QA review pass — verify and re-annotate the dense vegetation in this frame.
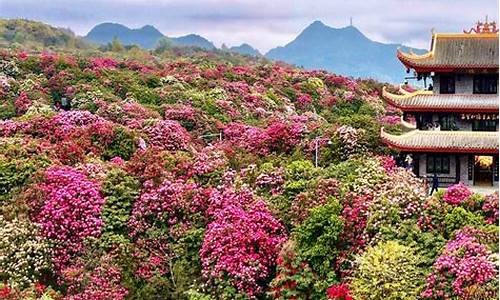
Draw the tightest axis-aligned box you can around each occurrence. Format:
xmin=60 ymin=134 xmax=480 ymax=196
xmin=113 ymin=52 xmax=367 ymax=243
xmin=0 ymin=19 xmax=498 ymax=300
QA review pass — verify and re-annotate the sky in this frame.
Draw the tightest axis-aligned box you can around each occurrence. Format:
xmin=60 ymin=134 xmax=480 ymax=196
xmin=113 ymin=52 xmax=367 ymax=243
xmin=1 ymin=0 xmax=498 ymax=53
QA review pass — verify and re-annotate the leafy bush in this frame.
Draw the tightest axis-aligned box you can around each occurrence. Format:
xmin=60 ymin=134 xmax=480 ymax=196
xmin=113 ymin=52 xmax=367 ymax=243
xmin=294 ymin=202 xmax=344 ymax=281
xmin=351 ymin=241 xmax=425 ymax=300
xmin=101 ymin=168 xmax=140 ymax=238
xmin=444 ymin=207 xmax=484 ymax=237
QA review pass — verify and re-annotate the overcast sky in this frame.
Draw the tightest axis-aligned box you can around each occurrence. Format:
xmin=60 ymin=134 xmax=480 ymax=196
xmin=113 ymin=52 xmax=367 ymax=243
xmin=1 ymin=0 xmax=498 ymax=53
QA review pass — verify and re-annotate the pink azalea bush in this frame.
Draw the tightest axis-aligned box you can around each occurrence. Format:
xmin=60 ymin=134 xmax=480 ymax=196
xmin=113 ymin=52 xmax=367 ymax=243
xmin=142 ymin=119 xmax=191 ymax=151
xmin=443 ymin=182 xmax=473 ymax=205
xmin=422 ymin=227 xmax=498 ymax=299
xmin=482 ymin=192 xmax=499 ymax=224
xmin=200 ymin=188 xmax=287 ymax=297
xmin=62 ymin=256 xmax=128 ymax=300
xmin=128 ymin=178 xmax=205 ymax=238
xmin=32 ymin=166 xmax=104 ymax=272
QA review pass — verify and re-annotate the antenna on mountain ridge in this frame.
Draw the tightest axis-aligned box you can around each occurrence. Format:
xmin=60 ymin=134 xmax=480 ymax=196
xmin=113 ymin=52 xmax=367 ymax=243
xmin=350 ymin=17 xmax=353 ymax=27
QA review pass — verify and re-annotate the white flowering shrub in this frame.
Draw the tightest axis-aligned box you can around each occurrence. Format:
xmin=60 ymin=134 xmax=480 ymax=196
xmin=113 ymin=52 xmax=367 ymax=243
xmin=0 ymin=216 xmax=51 ymax=287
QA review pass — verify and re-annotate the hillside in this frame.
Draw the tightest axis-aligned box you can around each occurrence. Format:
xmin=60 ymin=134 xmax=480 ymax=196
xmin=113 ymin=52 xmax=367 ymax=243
xmin=0 ymin=19 xmax=89 ymax=50
xmin=0 ymin=18 xmax=498 ymax=300
xmin=266 ymin=20 xmax=425 ymax=82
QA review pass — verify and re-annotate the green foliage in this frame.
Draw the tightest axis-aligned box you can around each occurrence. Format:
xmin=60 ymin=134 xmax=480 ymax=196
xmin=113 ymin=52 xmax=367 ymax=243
xmin=293 ymin=201 xmax=343 ymax=280
xmin=0 ymin=140 xmax=50 ymax=201
xmin=0 ymin=19 xmax=88 ymax=50
xmin=103 ymin=127 xmax=137 ymax=160
xmin=444 ymin=207 xmax=484 ymax=238
xmin=101 ymin=168 xmax=140 ymax=237
xmin=284 ymin=159 xmax=317 ymax=197
xmin=379 ymin=220 xmax=446 ymax=270
xmin=324 ymin=157 xmax=386 ymax=193
xmin=351 ymin=241 xmax=426 ymax=300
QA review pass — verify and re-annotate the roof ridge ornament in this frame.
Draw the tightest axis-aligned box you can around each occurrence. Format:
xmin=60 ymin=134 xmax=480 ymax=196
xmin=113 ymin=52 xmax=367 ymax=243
xmin=464 ymin=16 xmax=499 ymax=34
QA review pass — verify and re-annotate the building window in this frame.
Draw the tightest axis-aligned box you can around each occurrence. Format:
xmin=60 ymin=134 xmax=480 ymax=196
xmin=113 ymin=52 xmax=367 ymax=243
xmin=439 ymin=114 xmax=457 ymax=130
xmin=439 ymin=74 xmax=455 ymax=94
xmin=427 ymin=154 xmax=450 ymax=174
xmin=473 ymin=75 xmax=498 ymax=94
xmin=473 ymin=120 xmax=497 ymax=131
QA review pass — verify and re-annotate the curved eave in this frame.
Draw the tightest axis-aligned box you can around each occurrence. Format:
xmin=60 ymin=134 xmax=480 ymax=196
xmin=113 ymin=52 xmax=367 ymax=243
xmin=381 ymin=128 xmax=499 ymax=154
xmin=397 ymin=52 xmax=498 ymax=72
xmin=382 ymin=87 xmax=499 ymax=113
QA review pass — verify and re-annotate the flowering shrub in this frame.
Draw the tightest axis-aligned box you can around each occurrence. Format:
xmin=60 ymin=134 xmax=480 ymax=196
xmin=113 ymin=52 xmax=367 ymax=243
xmin=0 ymin=217 xmax=51 ymax=287
xmin=269 ymin=241 xmax=316 ymax=299
xmin=62 ymin=256 xmax=128 ymax=300
xmin=200 ymin=191 xmax=286 ymax=297
xmin=128 ymin=178 xmax=204 ymax=238
xmin=326 ymin=283 xmax=352 ymax=300
xmin=142 ymin=119 xmax=191 ymax=151
xmin=482 ymin=192 xmax=499 ymax=224
xmin=32 ymin=166 xmax=104 ymax=272
xmin=336 ymin=125 xmax=366 ymax=159
xmin=443 ymin=182 xmax=473 ymax=205
xmin=422 ymin=227 xmax=498 ymax=299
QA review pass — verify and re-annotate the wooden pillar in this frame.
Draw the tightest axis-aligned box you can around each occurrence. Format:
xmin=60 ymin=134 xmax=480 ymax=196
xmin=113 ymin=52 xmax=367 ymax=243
xmin=455 ymin=155 xmax=460 ymax=183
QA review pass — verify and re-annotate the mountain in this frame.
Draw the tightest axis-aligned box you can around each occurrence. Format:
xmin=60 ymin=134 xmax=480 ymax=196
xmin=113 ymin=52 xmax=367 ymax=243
xmin=85 ymin=23 xmax=216 ymax=50
xmin=85 ymin=23 xmax=163 ymax=49
xmin=229 ymin=43 xmax=261 ymax=56
xmin=265 ymin=20 xmax=424 ymax=83
xmin=170 ymin=34 xmax=216 ymax=50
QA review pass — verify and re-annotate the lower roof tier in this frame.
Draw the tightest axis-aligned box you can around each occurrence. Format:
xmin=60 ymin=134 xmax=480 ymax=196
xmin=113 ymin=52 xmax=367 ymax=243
xmin=381 ymin=128 xmax=499 ymax=154
xmin=382 ymin=87 xmax=499 ymax=113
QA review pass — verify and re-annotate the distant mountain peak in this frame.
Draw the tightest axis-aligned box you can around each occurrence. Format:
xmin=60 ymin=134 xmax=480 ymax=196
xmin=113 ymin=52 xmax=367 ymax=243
xmin=85 ymin=22 xmax=215 ymax=50
xmin=309 ymin=20 xmax=326 ymax=27
xmin=229 ymin=43 xmax=261 ymax=56
xmin=266 ymin=21 xmax=424 ymax=82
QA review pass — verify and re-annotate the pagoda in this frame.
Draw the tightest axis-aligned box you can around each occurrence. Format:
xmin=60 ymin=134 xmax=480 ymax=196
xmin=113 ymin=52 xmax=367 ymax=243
xmin=381 ymin=19 xmax=499 ymax=187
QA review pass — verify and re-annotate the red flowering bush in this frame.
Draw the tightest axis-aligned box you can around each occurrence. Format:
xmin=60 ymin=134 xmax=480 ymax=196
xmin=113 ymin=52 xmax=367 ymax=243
xmin=327 ymin=283 xmax=352 ymax=300
xmin=14 ymin=92 xmax=32 ymax=115
xmin=375 ymin=155 xmax=397 ymax=174
xmin=200 ymin=188 xmax=286 ymax=297
xmin=443 ymin=182 xmax=473 ymax=205
xmin=90 ymin=57 xmax=118 ymax=71
xmin=269 ymin=241 xmax=315 ymax=299
xmin=32 ymin=166 xmax=104 ymax=272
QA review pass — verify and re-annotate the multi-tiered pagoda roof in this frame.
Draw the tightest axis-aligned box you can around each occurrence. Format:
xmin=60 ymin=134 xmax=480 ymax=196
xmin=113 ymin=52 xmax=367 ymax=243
xmin=397 ymin=33 xmax=498 ymax=73
xmin=381 ymin=20 xmax=499 ymax=156
xmin=381 ymin=128 xmax=499 ymax=154
xmin=382 ymin=87 xmax=499 ymax=113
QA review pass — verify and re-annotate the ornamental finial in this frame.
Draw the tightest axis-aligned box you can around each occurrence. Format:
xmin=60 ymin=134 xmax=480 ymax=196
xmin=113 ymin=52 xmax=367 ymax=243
xmin=464 ymin=16 xmax=499 ymax=34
